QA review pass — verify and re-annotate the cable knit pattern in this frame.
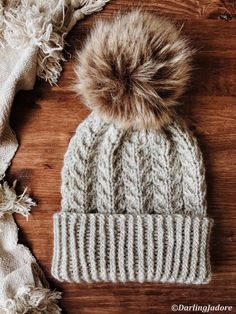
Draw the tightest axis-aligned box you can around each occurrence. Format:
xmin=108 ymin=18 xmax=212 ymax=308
xmin=61 ymin=114 xmax=106 ymax=212
xmin=168 ymin=122 xmax=207 ymax=215
xmin=96 ymin=124 xmax=123 ymax=213
xmin=52 ymin=114 xmax=213 ymax=284
xmin=122 ymin=130 xmax=142 ymax=214
xmin=137 ymin=130 xmax=153 ymax=214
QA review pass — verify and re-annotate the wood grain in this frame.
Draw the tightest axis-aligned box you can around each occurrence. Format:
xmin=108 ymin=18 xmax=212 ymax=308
xmin=7 ymin=1 xmax=236 ymax=313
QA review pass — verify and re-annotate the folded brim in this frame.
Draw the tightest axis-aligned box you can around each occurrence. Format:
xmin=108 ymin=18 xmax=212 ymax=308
xmin=51 ymin=213 xmax=213 ymax=284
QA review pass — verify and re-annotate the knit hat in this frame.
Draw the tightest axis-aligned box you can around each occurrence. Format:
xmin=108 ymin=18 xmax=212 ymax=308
xmin=52 ymin=10 xmax=213 ymax=285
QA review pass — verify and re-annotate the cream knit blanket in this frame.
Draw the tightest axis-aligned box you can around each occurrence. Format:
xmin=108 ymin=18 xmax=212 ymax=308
xmin=0 ymin=1 xmax=109 ymax=312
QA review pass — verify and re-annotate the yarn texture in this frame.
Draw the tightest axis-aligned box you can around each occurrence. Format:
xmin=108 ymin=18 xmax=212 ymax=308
xmin=52 ymin=114 xmax=213 ymax=284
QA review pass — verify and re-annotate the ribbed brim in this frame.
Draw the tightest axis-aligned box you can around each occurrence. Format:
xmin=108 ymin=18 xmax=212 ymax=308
xmin=52 ymin=213 xmax=213 ymax=284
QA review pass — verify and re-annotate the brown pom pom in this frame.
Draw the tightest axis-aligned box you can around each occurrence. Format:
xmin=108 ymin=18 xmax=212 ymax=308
xmin=75 ymin=10 xmax=193 ymax=129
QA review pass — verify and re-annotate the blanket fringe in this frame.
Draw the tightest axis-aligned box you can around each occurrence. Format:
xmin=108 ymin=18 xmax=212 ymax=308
xmin=0 ymin=286 xmax=61 ymax=314
xmin=0 ymin=0 xmax=110 ymax=85
xmin=0 ymin=181 xmax=35 ymax=219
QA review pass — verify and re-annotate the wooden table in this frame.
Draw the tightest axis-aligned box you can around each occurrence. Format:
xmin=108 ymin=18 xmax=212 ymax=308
xmin=9 ymin=1 xmax=236 ymax=313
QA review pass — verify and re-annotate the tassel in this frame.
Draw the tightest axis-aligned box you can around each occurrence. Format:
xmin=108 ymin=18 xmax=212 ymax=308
xmin=0 ymin=181 xmax=36 ymax=219
xmin=0 ymin=286 xmax=62 ymax=314
xmin=1 ymin=0 xmax=110 ymax=85
xmin=66 ymin=0 xmax=110 ymax=33
xmin=72 ymin=0 xmax=110 ymax=15
xmin=2 ymin=0 xmax=66 ymax=85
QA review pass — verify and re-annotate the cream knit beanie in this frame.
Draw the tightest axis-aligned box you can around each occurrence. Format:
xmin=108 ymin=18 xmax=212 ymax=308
xmin=52 ymin=10 xmax=213 ymax=285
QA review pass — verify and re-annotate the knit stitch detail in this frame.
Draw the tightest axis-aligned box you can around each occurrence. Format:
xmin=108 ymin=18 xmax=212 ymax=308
xmin=52 ymin=114 xmax=213 ymax=285
xmin=52 ymin=213 xmax=213 ymax=284
xmin=169 ymin=122 xmax=207 ymax=215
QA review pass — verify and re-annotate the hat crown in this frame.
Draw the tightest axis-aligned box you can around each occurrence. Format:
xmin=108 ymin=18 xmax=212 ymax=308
xmin=61 ymin=113 xmax=206 ymax=217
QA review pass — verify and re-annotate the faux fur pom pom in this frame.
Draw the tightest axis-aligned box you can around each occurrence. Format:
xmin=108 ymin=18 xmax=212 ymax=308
xmin=75 ymin=10 xmax=193 ymax=129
